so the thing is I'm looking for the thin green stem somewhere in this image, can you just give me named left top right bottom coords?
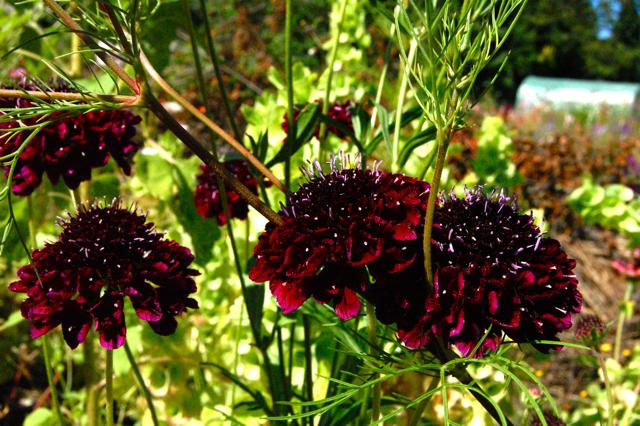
left=139, top=52, right=285, bottom=192
left=198, top=0, right=242, bottom=142
left=613, top=280, right=635, bottom=362
left=42, top=336, right=64, bottom=425
left=105, top=349, right=114, bottom=426
left=27, top=196, right=65, bottom=425
left=422, top=129, right=449, bottom=287
left=367, top=24, right=395, bottom=147
left=124, top=342, right=159, bottom=426
left=284, top=0, right=295, bottom=190
left=318, top=0, right=349, bottom=160
left=44, top=0, right=140, bottom=95
left=143, top=90, right=282, bottom=224
left=276, top=325, right=292, bottom=404
left=391, top=39, right=417, bottom=172
left=83, top=333, right=98, bottom=426
left=288, top=324, right=296, bottom=381
left=434, top=345, right=513, bottom=426
left=69, top=185, right=99, bottom=426
left=366, top=302, right=381, bottom=423
left=181, top=7, right=285, bottom=421
left=229, top=302, right=244, bottom=416
left=596, top=352, right=614, bottom=426
left=99, top=1, right=133, bottom=56
left=303, top=315, right=314, bottom=426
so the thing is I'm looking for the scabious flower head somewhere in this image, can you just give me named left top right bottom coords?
left=611, top=247, right=640, bottom=277
left=398, top=188, right=582, bottom=356
left=281, top=100, right=354, bottom=141
left=9, top=201, right=199, bottom=350
left=249, top=155, right=430, bottom=320
left=0, top=79, right=141, bottom=196
left=573, top=313, right=606, bottom=347
left=574, top=314, right=605, bottom=339
left=194, top=159, right=267, bottom=225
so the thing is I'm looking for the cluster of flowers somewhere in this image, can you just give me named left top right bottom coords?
left=2, top=76, right=581, bottom=358
left=9, top=201, right=199, bottom=350
left=194, top=159, right=269, bottom=225
left=250, top=156, right=582, bottom=356
left=0, top=79, right=141, bottom=196
left=281, top=100, right=354, bottom=141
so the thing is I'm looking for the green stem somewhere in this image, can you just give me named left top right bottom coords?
left=27, top=196, right=65, bottom=425
left=180, top=6, right=285, bottom=421
left=318, top=0, right=349, bottom=160
left=284, top=0, right=295, bottom=190
left=367, top=24, right=395, bottom=147
left=84, top=334, right=98, bottom=426
left=596, top=352, right=614, bottom=426
left=434, top=345, right=513, bottom=426
left=303, top=315, right=314, bottom=426
left=44, top=0, right=140, bottom=95
left=198, top=0, right=242, bottom=142
left=366, top=302, right=381, bottom=423
left=42, top=336, right=65, bottom=424
left=613, top=279, right=635, bottom=362
left=145, top=90, right=282, bottom=223
left=71, top=185, right=98, bottom=426
left=229, top=301, right=244, bottom=416
left=105, top=349, right=114, bottom=426
left=391, top=39, right=417, bottom=172
left=422, top=129, right=449, bottom=287
left=124, top=342, right=159, bottom=426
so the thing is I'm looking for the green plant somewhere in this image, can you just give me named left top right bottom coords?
left=567, top=177, right=640, bottom=246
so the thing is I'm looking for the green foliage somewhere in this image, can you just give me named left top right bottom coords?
left=471, top=116, right=520, bottom=189
left=394, top=0, right=526, bottom=129
left=570, top=347, right=640, bottom=426
left=23, top=408, right=57, bottom=426
left=567, top=177, right=640, bottom=246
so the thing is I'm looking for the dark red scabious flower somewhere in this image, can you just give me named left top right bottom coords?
left=0, top=80, right=142, bottom=196
left=573, top=314, right=605, bottom=339
left=398, top=188, right=582, bottom=356
left=611, top=247, right=640, bottom=277
left=8, top=201, right=199, bottom=350
left=249, top=155, right=430, bottom=320
left=573, top=313, right=607, bottom=347
left=281, top=100, right=354, bottom=141
left=194, top=159, right=269, bottom=225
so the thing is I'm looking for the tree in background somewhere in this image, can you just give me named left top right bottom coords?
left=614, top=0, right=640, bottom=45
left=612, top=0, right=640, bottom=80
left=485, top=0, right=639, bottom=102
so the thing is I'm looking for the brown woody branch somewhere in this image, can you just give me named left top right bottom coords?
left=0, top=89, right=137, bottom=105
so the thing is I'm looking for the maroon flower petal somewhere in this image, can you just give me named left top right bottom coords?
left=92, top=292, right=127, bottom=350
left=333, top=288, right=362, bottom=320
left=270, top=279, right=310, bottom=314
left=61, top=308, right=92, bottom=349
